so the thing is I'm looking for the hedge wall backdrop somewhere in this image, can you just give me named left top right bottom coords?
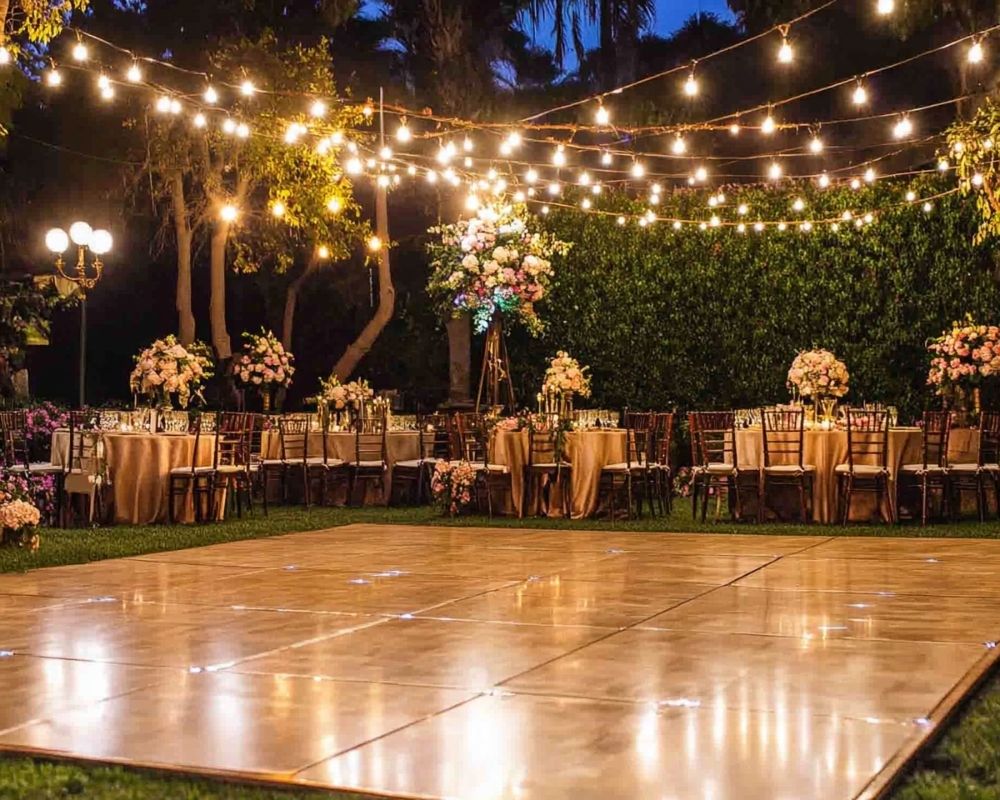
left=496, top=177, right=1000, bottom=421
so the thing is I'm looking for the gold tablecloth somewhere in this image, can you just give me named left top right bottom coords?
left=736, top=427, right=979, bottom=523
left=493, top=429, right=627, bottom=518
left=51, top=430, right=216, bottom=524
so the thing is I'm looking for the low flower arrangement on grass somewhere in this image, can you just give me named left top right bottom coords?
left=927, top=317, right=1000, bottom=394
left=787, top=349, right=850, bottom=400
left=430, top=460, right=477, bottom=516
left=0, top=474, right=42, bottom=551
left=427, top=203, right=570, bottom=335
left=129, top=335, right=213, bottom=409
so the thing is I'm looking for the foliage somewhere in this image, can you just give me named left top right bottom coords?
left=0, top=0, right=90, bottom=57
left=426, top=203, right=570, bottom=335
left=948, top=98, right=1000, bottom=245
left=0, top=277, right=75, bottom=366
left=23, top=400, right=67, bottom=461
left=498, top=177, right=1000, bottom=422
left=129, top=334, right=213, bottom=408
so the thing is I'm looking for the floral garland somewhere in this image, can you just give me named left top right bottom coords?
left=0, top=474, right=41, bottom=551
left=318, top=373, right=374, bottom=410
left=129, top=335, right=213, bottom=409
left=927, top=317, right=1000, bottom=394
left=233, top=329, right=295, bottom=391
left=542, top=351, right=592, bottom=398
left=426, top=203, right=570, bottom=335
left=787, top=349, right=850, bottom=399
left=430, top=460, right=477, bottom=515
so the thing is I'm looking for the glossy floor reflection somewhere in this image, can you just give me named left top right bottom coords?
left=0, top=524, right=997, bottom=800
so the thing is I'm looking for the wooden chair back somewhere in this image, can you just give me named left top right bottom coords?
left=651, top=412, right=674, bottom=466
left=761, top=407, right=805, bottom=468
left=978, top=411, right=1000, bottom=466
left=691, top=411, right=737, bottom=468
left=354, top=407, right=388, bottom=465
left=278, top=415, right=310, bottom=462
left=67, top=410, right=101, bottom=475
left=919, top=411, right=951, bottom=469
left=844, top=408, right=889, bottom=469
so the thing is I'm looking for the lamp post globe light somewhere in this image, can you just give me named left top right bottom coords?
left=45, top=221, right=112, bottom=408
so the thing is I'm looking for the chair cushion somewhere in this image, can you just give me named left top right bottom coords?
left=900, top=463, right=946, bottom=474
left=215, top=464, right=245, bottom=474
left=764, top=464, right=816, bottom=474
left=169, top=466, right=214, bottom=475
left=394, top=459, right=427, bottom=469
left=483, top=463, right=509, bottom=473
left=834, top=463, right=887, bottom=475
left=601, top=462, right=632, bottom=472
left=261, top=459, right=284, bottom=466
left=949, top=462, right=1000, bottom=472
left=528, top=462, right=571, bottom=470
left=704, top=462, right=737, bottom=475
left=347, top=460, right=386, bottom=468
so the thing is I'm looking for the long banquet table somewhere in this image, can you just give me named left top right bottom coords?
left=51, top=429, right=217, bottom=524
left=736, top=426, right=979, bottom=523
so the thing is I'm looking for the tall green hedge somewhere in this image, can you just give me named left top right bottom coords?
left=502, top=177, right=1000, bottom=421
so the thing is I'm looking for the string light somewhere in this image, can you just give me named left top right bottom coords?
left=876, top=0, right=894, bottom=14
left=222, top=118, right=236, bottom=134
left=852, top=82, right=869, bottom=106
left=968, top=39, right=985, bottom=64
left=271, top=200, right=286, bottom=218
left=864, top=167, right=876, bottom=183
left=525, top=168, right=538, bottom=184
left=671, top=135, right=687, bottom=155
left=235, top=121, right=249, bottom=137
left=923, top=201, right=933, bottom=212
left=368, top=235, right=383, bottom=252
left=809, top=135, right=824, bottom=153
left=694, top=165, right=708, bottom=182
left=345, top=157, right=362, bottom=174
left=905, top=190, right=916, bottom=201
left=673, top=221, right=682, bottom=230
left=777, top=33, right=794, bottom=64
left=203, top=86, right=219, bottom=104
left=46, top=69, right=62, bottom=87
left=379, top=145, right=393, bottom=160
left=100, top=83, right=114, bottom=101
left=396, top=120, right=411, bottom=142
left=426, top=170, right=438, bottom=184
left=595, top=104, right=611, bottom=125
left=126, top=63, right=142, bottom=83
left=892, top=115, right=913, bottom=138
left=792, top=197, right=806, bottom=212
left=581, top=197, right=592, bottom=209
left=850, top=178, right=862, bottom=190
left=617, top=216, right=626, bottom=226
left=578, top=171, right=591, bottom=185
left=377, top=174, right=390, bottom=188
left=541, top=205, right=550, bottom=215
left=729, top=122, right=741, bottom=136
left=761, top=113, right=776, bottom=135
left=72, top=41, right=89, bottom=62
left=938, top=158, right=950, bottom=171
left=683, top=71, right=699, bottom=97
left=737, top=223, right=746, bottom=233
left=552, top=146, right=567, bottom=167
left=317, top=245, right=330, bottom=259
left=801, top=221, right=813, bottom=231
left=768, top=161, right=783, bottom=180
left=240, top=79, right=256, bottom=97
left=0, top=47, right=9, bottom=66
left=737, top=203, right=749, bottom=215
left=310, top=99, right=327, bottom=118
left=754, top=222, right=765, bottom=232
left=219, top=204, right=239, bottom=223
left=193, top=113, right=207, bottom=128
left=601, top=151, right=613, bottom=165
left=818, top=172, right=831, bottom=188
left=631, top=161, right=645, bottom=178
left=463, top=136, right=474, bottom=152
left=972, top=172, right=984, bottom=186
left=547, top=181, right=560, bottom=195
left=155, top=95, right=171, bottom=113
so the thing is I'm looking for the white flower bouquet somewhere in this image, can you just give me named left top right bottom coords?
left=787, top=349, right=850, bottom=399
left=129, top=335, right=213, bottom=408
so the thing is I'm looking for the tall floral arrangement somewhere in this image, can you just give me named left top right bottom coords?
left=787, top=349, right=850, bottom=399
left=0, top=474, right=41, bottom=551
left=427, top=203, right=570, bottom=335
left=318, top=373, right=374, bottom=410
left=129, top=335, right=213, bottom=409
left=430, top=460, right=477, bottom=516
left=233, top=329, right=295, bottom=391
left=542, top=351, right=592, bottom=398
left=927, top=318, right=1000, bottom=394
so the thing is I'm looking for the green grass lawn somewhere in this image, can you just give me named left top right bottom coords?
left=2, top=503, right=1000, bottom=798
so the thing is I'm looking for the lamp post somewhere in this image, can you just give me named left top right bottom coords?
left=45, top=222, right=113, bottom=408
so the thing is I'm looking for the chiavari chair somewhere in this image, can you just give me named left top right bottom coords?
left=835, top=408, right=893, bottom=524
left=760, top=407, right=815, bottom=523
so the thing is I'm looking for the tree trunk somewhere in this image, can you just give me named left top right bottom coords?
left=281, top=255, right=319, bottom=351
left=446, top=315, right=472, bottom=407
left=331, top=184, right=395, bottom=379
left=170, top=172, right=196, bottom=345
left=209, top=222, right=232, bottom=359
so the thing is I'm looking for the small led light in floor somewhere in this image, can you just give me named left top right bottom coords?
left=90, top=596, right=117, bottom=603
left=373, top=570, right=406, bottom=577
left=913, top=718, right=932, bottom=727
left=188, top=666, right=203, bottom=674
left=313, top=676, right=323, bottom=682
left=0, top=650, right=14, bottom=658
left=877, top=591, right=895, bottom=596
left=399, top=613, right=414, bottom=620
left=659, top=698, right=701, bottom=708
left=818, top=625, right=848, bottom=632
left=348, top=578, right=370, bottom=585
left=284, top=565, right=298, bottom=571
left=231, top=605, right=246, bottom=610
left=863, top=717, right=883, bottom=724
left=483, top=688, right=512, bottom=698
left=527, top=575, right=542, bottom=582
left=847, top=603, right=871, bottom=609
left=606, top=548, right=625, bottom=554
left=925, top=558, right=940, bottom=563
left=205, top=661, right=236, bottom=672
left=985, top=641, right=998, bottom=649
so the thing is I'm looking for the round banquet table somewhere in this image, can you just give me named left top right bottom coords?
left=51, top=430, right=217, bottom=524
left=736, top=427, right=979, bottom=523
left=261, top=430, right=419, bottom=504
left=492, top=428, right=627, bottom=518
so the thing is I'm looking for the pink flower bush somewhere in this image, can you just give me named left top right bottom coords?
left=130, top=335, right=213, bottom=408
left=233, top=329, right=295, bottom=391
left=787, top=349, right=850, bottom=399
left=430, top=460, right=477, bottom=515
left=927, top=318, right=1000, bottom=393
left=427, top=203, right=570, bottom=335
left=542, top=351, right=592, bottom=398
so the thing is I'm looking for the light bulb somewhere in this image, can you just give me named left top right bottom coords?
left=754, top=222, right=765, bottom=232
left=72, top=42, right=88, bottom=62
left=155, top=95, right=171, bottom=113
left=818, top=173, right=831, bottom=188
left=671, top=136, right=687, bottom=155
left=831, top=223, right=840, bottom=232
left=100, top=85, right=114, bottom=101
left=737, top=223, right=746, bottom=233
left=778, top=222, right=787, bottom=231
left=499, top=142, right=512, bottom=156
left=377, top=174, right=390, bottom=188
left=694, top=165, right=708, bottom=182
left=368, top=235, right=383, bottom=252
left=631, top=161, right=645, bottom=178
left=69, top=221, right=93, bottom=246
left=969, top=40, right=984, bottom=64
left=792, top=197, right=805, bottom=212
left=204, top=86, right=219, bottom=104
left=0, top=46, right=10, bottom=66
left=683, top=74, right=699, bottom=97
left=729, top=122, right=740, bottom=136
left=379, top=145, right=393, bottom=160
left=905, top=190, right=916, bottom=202
left=310, top=100, right=327, bottom=118
left=938, top=158, right=950, bottom=171
left=188, top=113, right=205, bottom=130
left=317, top=245, right=330, bottom=259
left=219, top=204, right=238, bottom=223
left=864, top=167, right=876, bottom=183
left=362, top=103, right=374, bottom=117
left=240, top=79, right=255, bottom=96
left=893, top=116, right=913, bottom=139
left=235, top=122, right=249, bottom=138
left=506, top=131, right=522, bottom=148
left=345, top=157, right=362, bottom=174
left=581, top=198, right=592, bottom=209
left=708, top=196, right=718, bottom=208
left=45, top=228, right=69, bottom=254
left=426, top=170, right=437, bottom=184
left=761, top=115, right=776, bottom=135
left=639, top=218, right=648, bottom=228
left=271, top=201, right=286, bottom=218
left=778, top=37, right=793, bottom=64
left=90, top=229, right=112, bottom=254
left=768, top=162, right=783, bottom=180
left=710, top=215, right=721, bottom=227
left=168, top=99, right=182, bottom=115
left=540, top=205, right=550, bottom=215
left=972, top=172, right=984, bottom=186
left=801, top=222, right=813, bottom=232
left=578, top=171, right=591, bottom=185
left=737, top=203, right=749, bottom=215
left=463, top=136, right=473, bottom=152
left=126, top=63, right=142, bottom=82
left=853, top=84, right=868, bottom=106
left=552, top=146, right=566, bottom=167
left=923, top=201, right=933, bottom=213
left=46, top=69, right=62, bottom=87
left=601, top=151, right=613, bottom=165
left=617, top=216, right=626, bottom=226
left=514, top=191, right=526, bottom=202
left=547, top=182, right=560, bottom=195
left=595, top=104, right=610, bottom=125
left=525, top=168, right=538, bottom=184
left=842, top=210, right=853, bottom=221
left=876, top=0, right=894, bottom=13
left=809, top=136, right=824, bottom=153
left=396, top=122, right=411, bottom=142
left=673, top=221, right=683, bottom=230
left=864, top=212, right=874, bottom=223
left=327, top=197, right=343, bottom=214
left=850, top=178, right=862, bottom=190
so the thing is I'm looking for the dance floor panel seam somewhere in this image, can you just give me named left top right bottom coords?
left=0, top=524, right=997, bottom=800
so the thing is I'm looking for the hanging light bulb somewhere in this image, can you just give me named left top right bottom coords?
left=377, top=174, right=390, bottom=188
left=46, top=69, right=62, bottom=87
left=498, top=141, right=512, bottom=156
left=938, top=158, right=950, bottom=171
left=222, top=118, right=237, bottom=134
left=729, top=122, right=741, bottom=136
left=552, top=146, right=567, bottom=167
left=100, top=83, right=115, bottom=101
left=0, top=46, right=10, bottom=66
left=235, top=121, right=249, bottom=137
left=219, top=204, right=239, bottom=223
left=578, top=171, right=591, bottom=186
left=193, top=113, right=207, bottom=129
left=631, top=161, right=645, bottom=178
left=379, top=145, right=393, bottom=160
left=972, top=172, right=985, bottom=186
left=792, top=197, right=805, bottom=212
left=694, top=165, right=708, bottom=182
left=737, top=203, right=749, bottom=215
left=204, top=86, right=219, bottom=104
left=71, top=41, right=88, bottom=61
left=809, top=135, right=824, bottom=154
left=818, top=172, right=831, bottom=188
left=271, top=201, right=286, bottom=218
left=547, top=182, right=560, bottom=195
left=126, top=63, right=142, bottom=83
left=850, top=178, right=862, bottom=190
left=683, top=71, right=699, bottom=97
left=540, top=205, right=550, bottom=215
left=831, top=222, right=840, bottom=232
left=155, top=95, right=171, bottom=113
left=864, top=167, right=876, bottom=183
left=737, top=223, right=746, bottom=233
left=506, top=131, right=522, bottom=148
left=777, top=35, right=793, bottom=64
left=595, top=103, right=610, bottom=125
left=345, top=157, right=362, bottom=174
left=876, top=0, right=894, bottom=13
left=581, top=198, right=592, bottom=210
left=708, top=195, right=719, bottom=208
left=801, top=221, right=813, bottom=232
left=968, top=39, right=985, bottom=64
left=754, top=222, right=765, bottom=232
left=761, top=114, right=776, bottom=135
left=768, top=161, right=783, bottom=180
left=426, top=170, right=438, bottom=184
left=852, top=82, right=869, bottom=106
left=905, top=190, right=917, bottom=202
left=777, top=222, right=788, bottom=231
left=601, top=151, right=613, bottom=166
left=923, top=201, right=933, bottom=213
left=240, top=79, right=256, bottom=96
left=671, top=135, right=687, bottom=155
left=525, top=168, right=538, bottom=184
left=617, top=216, right=627, bottom=226
left=672, top=221, right=683, bottom=230
left=893, top=115, right=913, bottom=139
left=462, top=136, right=473, bottom=152
left=368, top=235, right=383, bottom=252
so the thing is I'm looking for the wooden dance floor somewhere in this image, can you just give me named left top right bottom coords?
left=0, top=524, right=998, bottom=799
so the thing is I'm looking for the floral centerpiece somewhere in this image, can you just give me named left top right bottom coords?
left=927, top=317, right=1000, bottom=419
left=787, top=349, right=850, bottom=400
left=0, top=475, right=41, bottom=551
left=427, top=203, right=570, bottom=335
left=430, top=460, right=477, bottom=516
left=233, top=329, right=294, bottom=412
left=318, top=374, right=374, bottom=410
left=129, top=335, right=213, bottom=409
left=540, top=350, right=591, bottom=418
